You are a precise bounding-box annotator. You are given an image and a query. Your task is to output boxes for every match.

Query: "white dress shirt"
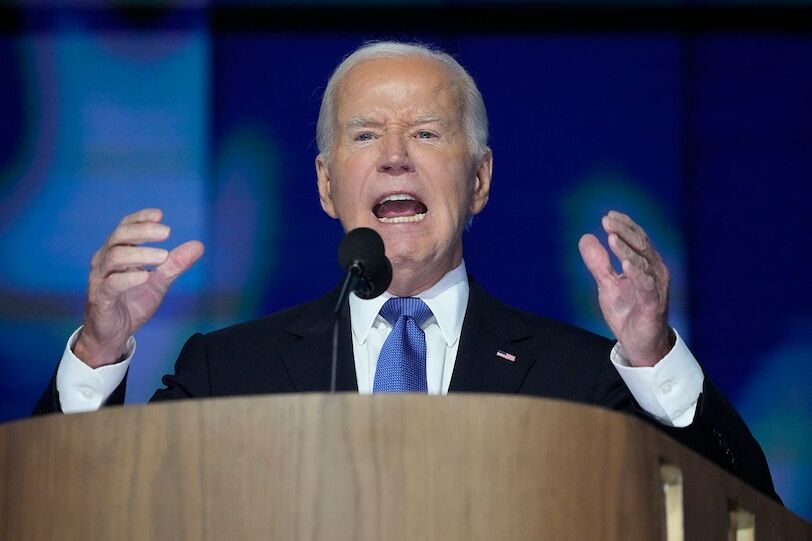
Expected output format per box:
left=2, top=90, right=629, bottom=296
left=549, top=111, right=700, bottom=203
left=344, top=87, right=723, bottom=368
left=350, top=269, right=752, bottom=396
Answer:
left=349, top=261, right=469, bottom=395
left=56, top=260, right=704, bottom=427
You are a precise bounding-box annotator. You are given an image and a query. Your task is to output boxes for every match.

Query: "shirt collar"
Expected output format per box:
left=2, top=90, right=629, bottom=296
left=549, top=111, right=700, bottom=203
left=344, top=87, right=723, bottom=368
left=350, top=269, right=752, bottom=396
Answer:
left=349, top=260, right=469, bottom=347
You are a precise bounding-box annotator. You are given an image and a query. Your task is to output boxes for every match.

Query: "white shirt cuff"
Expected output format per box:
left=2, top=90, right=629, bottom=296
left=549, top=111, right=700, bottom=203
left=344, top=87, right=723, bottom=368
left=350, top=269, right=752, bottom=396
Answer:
left=610, top=328, right=704, bottom=428
left=55, top=326, right=134, bottom=414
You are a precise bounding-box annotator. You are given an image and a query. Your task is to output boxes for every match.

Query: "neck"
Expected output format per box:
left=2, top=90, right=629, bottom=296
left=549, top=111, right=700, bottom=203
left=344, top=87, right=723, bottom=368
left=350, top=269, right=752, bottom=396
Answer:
left=387, top=257, right=462, bottom=297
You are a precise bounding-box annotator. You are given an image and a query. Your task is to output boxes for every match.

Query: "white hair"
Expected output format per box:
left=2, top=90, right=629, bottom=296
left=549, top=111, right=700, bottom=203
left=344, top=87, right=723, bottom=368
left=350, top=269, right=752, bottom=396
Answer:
left=316, top=41, right=489, bottom=161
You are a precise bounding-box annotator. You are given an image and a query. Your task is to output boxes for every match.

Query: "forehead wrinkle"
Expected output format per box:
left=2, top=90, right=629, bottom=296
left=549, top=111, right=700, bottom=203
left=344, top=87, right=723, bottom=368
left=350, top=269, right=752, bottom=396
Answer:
left=344, top=114, right=450, bottom=132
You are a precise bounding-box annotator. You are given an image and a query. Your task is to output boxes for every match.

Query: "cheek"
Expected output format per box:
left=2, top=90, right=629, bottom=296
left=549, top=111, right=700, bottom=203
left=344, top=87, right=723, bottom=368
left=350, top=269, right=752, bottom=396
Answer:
left=331, top=156, right=373, bottom=213
left=333, top=187, right=366, bottom=220
left=441, top=164, right=475, bottom=212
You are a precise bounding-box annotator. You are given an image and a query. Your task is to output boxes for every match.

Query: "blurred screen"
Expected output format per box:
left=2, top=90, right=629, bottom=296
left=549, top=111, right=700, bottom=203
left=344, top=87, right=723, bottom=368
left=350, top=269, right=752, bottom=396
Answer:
left=0, top=2, right=809, bottom=521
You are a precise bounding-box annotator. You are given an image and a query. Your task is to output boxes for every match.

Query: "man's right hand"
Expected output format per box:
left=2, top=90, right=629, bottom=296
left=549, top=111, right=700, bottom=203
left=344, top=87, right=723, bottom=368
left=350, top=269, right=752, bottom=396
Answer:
left=73, top=208, right=204, bottom=368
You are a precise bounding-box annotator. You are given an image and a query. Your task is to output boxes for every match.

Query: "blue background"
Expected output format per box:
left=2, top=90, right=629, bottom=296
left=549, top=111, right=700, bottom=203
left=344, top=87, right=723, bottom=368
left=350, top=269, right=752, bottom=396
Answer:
left=0, top=4, right=810, bottom=522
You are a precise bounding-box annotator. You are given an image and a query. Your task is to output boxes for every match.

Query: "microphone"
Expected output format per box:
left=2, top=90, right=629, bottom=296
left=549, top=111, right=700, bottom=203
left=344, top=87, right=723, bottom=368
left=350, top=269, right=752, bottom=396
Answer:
left=337, top=227, right=392, bottom=300
left=330, top=228, right=392, bottom=392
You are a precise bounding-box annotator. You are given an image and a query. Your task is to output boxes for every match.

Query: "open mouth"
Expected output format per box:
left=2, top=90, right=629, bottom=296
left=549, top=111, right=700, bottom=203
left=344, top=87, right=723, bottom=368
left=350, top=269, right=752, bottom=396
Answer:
left=372, top=194, right=428, bottom=223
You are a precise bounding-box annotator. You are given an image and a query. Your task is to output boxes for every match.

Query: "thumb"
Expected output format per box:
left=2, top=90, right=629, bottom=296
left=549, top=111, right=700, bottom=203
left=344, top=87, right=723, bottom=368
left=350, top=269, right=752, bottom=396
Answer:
left=578, top=234, right=614, bottom=287
left=152, top=240, right=205, bottom=287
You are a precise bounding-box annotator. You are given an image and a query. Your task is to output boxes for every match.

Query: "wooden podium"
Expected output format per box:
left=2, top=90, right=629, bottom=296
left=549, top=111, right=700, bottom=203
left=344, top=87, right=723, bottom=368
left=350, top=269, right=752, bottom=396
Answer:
left=1, top=394, right=809, bottom=540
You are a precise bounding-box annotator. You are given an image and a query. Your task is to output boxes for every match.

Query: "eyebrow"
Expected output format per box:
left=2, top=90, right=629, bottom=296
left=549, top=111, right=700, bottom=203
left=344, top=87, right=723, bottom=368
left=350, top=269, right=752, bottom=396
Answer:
left=344, top=115, right=448, bottom=130
left=412, top=115, right=446, bottom=126
left=345, top=117, right=381, bottom=130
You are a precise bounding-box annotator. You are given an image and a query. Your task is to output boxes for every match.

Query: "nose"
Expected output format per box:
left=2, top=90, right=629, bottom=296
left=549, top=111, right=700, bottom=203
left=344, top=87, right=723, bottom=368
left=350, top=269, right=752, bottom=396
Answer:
left=377, top=132, right=414, bottom=175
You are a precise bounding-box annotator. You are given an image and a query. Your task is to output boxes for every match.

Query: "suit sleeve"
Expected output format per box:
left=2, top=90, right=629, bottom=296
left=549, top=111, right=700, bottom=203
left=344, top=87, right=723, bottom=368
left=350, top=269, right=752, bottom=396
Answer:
left=32, top=367, right=128, bottom=415
left=591, top=355, right=780, bottom=502
left=32, top=332, right=209, bottom=414
left=150, top=333, right=212, bottom=402
left=654, top=377, right=780, bottom=503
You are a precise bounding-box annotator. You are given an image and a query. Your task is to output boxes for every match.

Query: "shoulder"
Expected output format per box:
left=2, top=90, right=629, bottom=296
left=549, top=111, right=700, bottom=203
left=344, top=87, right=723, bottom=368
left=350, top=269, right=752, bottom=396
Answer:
left=468, top=278, right=613, bottom=351
left=198, top=287, right=338, bottom=350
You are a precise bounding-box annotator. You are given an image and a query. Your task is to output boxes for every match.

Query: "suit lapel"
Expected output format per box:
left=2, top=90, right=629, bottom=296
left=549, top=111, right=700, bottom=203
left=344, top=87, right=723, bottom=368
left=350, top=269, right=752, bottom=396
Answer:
left=276, top=278, right=537, bottom=395
left=449, top=280, right=538, bottom=394
left=278, top=287, right=358, bottom=392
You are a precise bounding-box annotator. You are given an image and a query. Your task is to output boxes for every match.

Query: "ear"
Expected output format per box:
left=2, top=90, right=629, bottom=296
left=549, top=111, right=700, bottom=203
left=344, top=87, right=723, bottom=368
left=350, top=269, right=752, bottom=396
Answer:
left=316, top=154, right=338, bottom=219
left=469, top=148, right=493, bottom=216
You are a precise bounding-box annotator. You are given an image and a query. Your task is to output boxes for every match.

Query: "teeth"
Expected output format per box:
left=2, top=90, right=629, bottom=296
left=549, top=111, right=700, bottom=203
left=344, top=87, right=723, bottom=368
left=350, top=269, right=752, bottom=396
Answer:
left=379, top=212, right=427, bottom=224
left=380, top=194, right=416, bottom=204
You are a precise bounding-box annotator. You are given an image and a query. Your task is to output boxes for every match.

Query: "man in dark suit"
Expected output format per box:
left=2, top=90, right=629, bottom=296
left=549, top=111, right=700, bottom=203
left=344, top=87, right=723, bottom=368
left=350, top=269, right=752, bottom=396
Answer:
left=35, top=41, right=778, bottom=501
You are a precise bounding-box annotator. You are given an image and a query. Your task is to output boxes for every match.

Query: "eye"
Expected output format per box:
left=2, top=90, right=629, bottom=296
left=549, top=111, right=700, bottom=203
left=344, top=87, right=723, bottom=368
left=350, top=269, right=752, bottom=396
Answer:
left=354, top=132, right=376, bottom=142
left=415, top=130, right=438, bottom=139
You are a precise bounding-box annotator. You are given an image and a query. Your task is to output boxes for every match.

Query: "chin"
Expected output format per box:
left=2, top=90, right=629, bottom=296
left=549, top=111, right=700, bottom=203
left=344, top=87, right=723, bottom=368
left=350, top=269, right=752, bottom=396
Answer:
left=384, top=243, right=421, bottom=266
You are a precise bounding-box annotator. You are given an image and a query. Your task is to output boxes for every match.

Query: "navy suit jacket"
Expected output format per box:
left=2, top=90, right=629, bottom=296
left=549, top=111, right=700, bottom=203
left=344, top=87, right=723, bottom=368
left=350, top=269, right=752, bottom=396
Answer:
left=35, top=279, right=779, bottom=501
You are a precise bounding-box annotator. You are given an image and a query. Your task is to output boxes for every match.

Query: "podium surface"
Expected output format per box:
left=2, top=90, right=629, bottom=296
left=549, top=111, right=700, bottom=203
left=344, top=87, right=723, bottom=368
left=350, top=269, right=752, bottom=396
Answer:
left=1, top=394, right=808, bottom=540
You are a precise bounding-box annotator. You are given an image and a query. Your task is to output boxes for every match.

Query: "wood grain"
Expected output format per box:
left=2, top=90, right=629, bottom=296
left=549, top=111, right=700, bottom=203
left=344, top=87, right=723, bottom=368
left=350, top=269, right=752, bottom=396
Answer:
left=0, top=395, right=808, bottom=540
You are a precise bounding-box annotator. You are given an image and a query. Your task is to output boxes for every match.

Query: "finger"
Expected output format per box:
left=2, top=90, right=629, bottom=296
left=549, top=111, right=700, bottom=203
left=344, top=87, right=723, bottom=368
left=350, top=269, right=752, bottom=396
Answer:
left=606, top=210, right=639, bottom=230
left=608, top=233, right=650, bottom=274
left=622, top=259, right=657, bottom=293
left=100, top=246, right=169, bottom=276
left=151, top=240, right=205, bottom=287
left=578, top=234, right=616, bottom=286
left=602, top=214, right=649, bottom=255
left=103, top=269, right=150, bottom=293
left=119, top=208, right=163, bottom=226
left=107, top=222, right=171, bottom=247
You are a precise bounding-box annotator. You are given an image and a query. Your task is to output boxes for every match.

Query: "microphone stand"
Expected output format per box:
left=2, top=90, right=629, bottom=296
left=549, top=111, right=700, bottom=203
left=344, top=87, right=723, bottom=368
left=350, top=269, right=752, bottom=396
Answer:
left=330, top=264, right=363, bottom=392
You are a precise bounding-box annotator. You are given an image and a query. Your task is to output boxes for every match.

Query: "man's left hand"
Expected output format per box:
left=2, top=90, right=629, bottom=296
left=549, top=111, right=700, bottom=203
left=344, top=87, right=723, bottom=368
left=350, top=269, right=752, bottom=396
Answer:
left=578, top=210, right=674, bottom=367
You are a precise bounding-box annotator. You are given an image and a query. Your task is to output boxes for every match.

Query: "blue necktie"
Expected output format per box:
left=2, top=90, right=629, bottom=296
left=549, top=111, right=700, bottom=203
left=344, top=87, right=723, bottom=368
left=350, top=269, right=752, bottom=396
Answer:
left=373, top=297, right=433, bottom=393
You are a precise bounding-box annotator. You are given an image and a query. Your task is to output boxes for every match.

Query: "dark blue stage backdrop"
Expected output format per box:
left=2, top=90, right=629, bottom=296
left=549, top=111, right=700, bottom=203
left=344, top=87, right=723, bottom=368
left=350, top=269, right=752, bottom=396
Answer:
left=0, top=10, right=809, bottom=520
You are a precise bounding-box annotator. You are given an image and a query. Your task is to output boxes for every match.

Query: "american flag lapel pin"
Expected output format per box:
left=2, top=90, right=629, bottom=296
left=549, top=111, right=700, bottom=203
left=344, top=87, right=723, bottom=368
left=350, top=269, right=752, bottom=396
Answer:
left=496, top=350, right=516, bottom=363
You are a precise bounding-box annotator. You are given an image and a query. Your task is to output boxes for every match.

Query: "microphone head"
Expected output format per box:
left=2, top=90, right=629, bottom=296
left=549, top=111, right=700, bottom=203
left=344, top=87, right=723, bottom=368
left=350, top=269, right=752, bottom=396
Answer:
left=338, top=227, right=385, bottom=272
left=337, top=227, right=392, bottom=299
left=356, top=256, right=392, bottom=300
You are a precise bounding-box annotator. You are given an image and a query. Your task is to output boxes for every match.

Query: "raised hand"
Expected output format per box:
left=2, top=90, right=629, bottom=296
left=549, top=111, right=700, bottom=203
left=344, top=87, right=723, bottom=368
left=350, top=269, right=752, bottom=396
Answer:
left=73, top=208, right=204, bottom=368
left=578, top=210, right=673, bottom=367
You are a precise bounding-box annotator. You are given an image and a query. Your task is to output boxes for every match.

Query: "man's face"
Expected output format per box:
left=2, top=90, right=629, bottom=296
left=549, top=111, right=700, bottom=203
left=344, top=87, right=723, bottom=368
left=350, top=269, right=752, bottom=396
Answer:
left=316, top=55, right=492, bottom=294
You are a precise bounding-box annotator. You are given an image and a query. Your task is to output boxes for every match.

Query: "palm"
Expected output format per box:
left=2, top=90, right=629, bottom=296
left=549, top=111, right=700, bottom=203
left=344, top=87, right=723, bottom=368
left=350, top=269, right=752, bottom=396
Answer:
left=579, top=211, right=672, bottom=367
left=77, top=209, right=204, bottom=367
left=96, top=241, right=202, bottom=343
left=116, top=274, right=172, bottom=334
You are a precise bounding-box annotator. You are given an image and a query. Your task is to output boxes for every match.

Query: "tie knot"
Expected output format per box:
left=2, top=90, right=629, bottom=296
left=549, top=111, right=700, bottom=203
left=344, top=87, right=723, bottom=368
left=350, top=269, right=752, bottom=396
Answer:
left=380, top=297, right=433, bottom=327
